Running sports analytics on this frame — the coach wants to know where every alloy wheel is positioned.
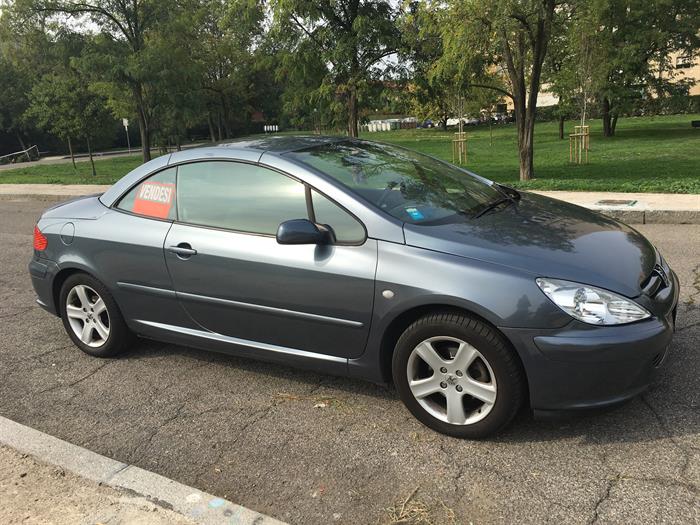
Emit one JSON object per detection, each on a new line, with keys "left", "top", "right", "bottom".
{"left": 406, "top": 336, "right": 497, "bottom": 425}
{"left": 65, "top": 284, "right": 110, "bottom": 348}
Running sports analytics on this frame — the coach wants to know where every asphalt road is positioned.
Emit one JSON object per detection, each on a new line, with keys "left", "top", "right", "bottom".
{"left": 1, "top": 199, "right": 698, "bottom": 524}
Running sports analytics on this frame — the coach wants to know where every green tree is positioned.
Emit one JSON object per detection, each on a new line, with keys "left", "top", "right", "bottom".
{"left": 26, "top": 66, "right": 114, "bottom": 175}
{"left": 275, "top": 41, "right": 328, "bottom": 130}
{"left": 578, "top": 0, "right": 699, "bottom": 136}
{"left": 0, "top": 56, "right": 33, "bottom": 151}
{"left": 441, "top": 0, "right": 560, "bottom": 181}
{"left": 25, "top": 73, "right": 82, "bottom": 166}
{"left": 143, "top": 7, "right": 205, "bottom": 149}
{"left": 400, "top": 1, "right": 453, "bottom": 130}
{"left": 41, "top": 0, "right": 176, "bottom": 161}
{"left": 543, "top": 6, "right": 588, "bottom": 140}
{"left": 0, "top": 2, "right": 52, "bottom": 152}
{"left": 273, "top": 0, "right": 402, "bottom": 137}
{"left": 193, "top": 0, "right": 267, "bottom": 140}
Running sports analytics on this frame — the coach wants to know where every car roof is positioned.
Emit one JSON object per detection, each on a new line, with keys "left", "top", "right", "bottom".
{"left": 210, "top": 134, "right": 347, "bottom": 154}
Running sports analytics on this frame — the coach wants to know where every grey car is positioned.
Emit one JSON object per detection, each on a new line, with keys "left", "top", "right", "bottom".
{"left": 29, "top": 136, "right": 679, "bottom": 438}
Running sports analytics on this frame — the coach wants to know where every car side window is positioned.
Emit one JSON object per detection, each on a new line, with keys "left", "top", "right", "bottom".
{"left": 176, "top": 161, "right": 308, "bottom": 235}
{"left": 311, "top": 190, "right": 365, "bottom": 244}
{"left": 116, "top": 167, "right": 177, "bottom": 220}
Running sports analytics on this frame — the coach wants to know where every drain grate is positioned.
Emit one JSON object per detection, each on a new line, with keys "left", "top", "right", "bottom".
{"left": 595, "top": 199, "right": 638, "bottom": 207}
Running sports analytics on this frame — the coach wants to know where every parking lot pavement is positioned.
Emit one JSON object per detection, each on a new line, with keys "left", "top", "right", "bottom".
{"left": 1, "top": 198, "right": 698, "bottom": 525}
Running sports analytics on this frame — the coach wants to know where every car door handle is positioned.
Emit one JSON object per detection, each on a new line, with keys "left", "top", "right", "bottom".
{"left": 168, "top": 243, "right": 197, "bottom": 258}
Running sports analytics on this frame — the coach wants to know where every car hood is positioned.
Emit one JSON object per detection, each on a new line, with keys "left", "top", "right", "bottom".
{"left": 403, "top": 192, "right": 657, "bottom": 298}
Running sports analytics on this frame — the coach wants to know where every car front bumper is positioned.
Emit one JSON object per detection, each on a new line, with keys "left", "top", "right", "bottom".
{"left": 501, "top": 271, "right": 679, "bottom": 413}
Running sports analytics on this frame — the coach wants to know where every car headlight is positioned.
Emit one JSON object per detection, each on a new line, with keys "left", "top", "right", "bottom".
{"left": 536, "top": 278, "right": 650, "bottom": 325}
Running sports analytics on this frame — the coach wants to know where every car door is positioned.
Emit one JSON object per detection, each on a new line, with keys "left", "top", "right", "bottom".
{"left": 107, "top": 166, "right": 194, "bottom": 330}
{"left": 163, "top": 160, "right": 377, "bottom": 359}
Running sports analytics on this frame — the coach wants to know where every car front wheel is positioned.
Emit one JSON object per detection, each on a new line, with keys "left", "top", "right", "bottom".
{"left": 392, "top": 312, "right": 525, "bottom": 438}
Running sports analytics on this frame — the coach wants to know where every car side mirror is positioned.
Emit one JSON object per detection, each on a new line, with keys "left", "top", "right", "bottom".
{"left": 276, "top": 219, "right": 330, "bottom": 245}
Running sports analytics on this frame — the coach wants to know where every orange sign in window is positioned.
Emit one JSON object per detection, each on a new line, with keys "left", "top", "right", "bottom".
{"left": 132, "top": 181, "right": 175, "bottom": 219}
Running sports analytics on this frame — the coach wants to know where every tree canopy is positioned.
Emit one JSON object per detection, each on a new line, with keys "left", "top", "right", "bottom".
{"left": 0, "top": 0, "right": 697, "bottom": 176}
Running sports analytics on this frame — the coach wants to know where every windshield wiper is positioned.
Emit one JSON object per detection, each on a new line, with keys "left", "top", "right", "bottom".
{"left": 471, "top": 184, "right": 521, "bottom": 219}
{"left": 495, "top": 183, "right": 521, "bottom": 203}
{"left": 472, "top": 197, "right": 514, "bottom": 219}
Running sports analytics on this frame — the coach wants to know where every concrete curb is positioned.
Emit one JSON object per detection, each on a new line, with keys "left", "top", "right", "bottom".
{"left": 0, "top": 193, "right": 98, "bottom": 202}
{"left": 0, "top": 416, "right": 286, "bottom": 525}
{"left": 590, "top": 208, "right": 700, "bottom": 224}
{"left": 0, "top": 193, "right": 93, "bottom": 202}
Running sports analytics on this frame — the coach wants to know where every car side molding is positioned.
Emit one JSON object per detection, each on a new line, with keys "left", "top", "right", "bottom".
{"left": 176, "top": 290, "right": 364, "bottom": 328}
{"left": 117, "top": 282, "right": 364, "bottom": 328}
{"left": 133, "top": 320, "right": 347, "bottom": 364}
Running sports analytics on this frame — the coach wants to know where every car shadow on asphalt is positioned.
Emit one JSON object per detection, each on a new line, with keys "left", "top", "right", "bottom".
{"left": 121, "top": 330, "right": 699, "bottom": 447}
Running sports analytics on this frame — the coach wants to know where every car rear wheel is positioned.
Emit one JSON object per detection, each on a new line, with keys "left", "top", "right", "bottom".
{"left": 59, "top": 273, "right": 132, "bottom": 357}
{"left": 392, "top": 312, "right": 524, "bottom": 438}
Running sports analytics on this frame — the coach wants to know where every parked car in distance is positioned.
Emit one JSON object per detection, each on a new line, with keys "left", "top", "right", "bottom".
{"left": 29, "top": 136, "right": 678, "bottom": 438}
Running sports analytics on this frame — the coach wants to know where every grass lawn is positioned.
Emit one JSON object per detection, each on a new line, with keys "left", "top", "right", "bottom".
{"left": 369, "top": 113, "right": 700, "bottom": 193}
{"left": 0, "top": 155, "right": 143, "bottom": 185}
{"left": 1, "top": 113, "right": 698, "bottom": 193}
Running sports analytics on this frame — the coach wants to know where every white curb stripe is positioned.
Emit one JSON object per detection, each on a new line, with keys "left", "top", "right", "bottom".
{"left": 0, "top": 416, "right": 286, "bottom": 525}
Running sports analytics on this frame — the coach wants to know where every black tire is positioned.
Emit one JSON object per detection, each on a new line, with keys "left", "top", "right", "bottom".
{"left": 392, "top": 312, "right": 525, "bottom": 439}
{"left": 59, "top": 273, "right": 133, "bottom": 358}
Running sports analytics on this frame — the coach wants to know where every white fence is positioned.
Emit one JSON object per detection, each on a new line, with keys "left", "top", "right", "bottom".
{"left": 361, "top": 118, "right": 418, "bottom": 133}
{"left": 0, "top": 145, "right": 40, "bottom": 165}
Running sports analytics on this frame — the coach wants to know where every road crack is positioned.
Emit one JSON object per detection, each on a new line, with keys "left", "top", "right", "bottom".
{"left": 639, "top": 395, "right": 696, "bottom": 483}
{"left": 686, "top": 264, "right": 700, "bottom": 305}
{"left": 131, "top": 402, "right": 188, "bottom": 458}
{"left": 676, "top": 319, "right": 700, "bottom": 333}
{"left": 588, "top": 474, "right": 620, "bottom": 525}
{"left": 36, "top": 360, "right": 112, "bottom": 395}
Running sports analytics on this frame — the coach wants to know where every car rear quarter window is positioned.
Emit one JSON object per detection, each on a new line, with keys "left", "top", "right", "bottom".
{"left": 311, "top": 190, "right": 365, "bottom": 244}
{"left": 116, "top": 167, "right": 177, "bottom": 220}
{"left": 176, "top": 161, "right": 308, "bottom": 235}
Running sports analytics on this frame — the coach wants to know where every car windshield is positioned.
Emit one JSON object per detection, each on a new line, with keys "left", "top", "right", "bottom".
{"left": 287, "top": 140, "right": 503, "bottom": 225}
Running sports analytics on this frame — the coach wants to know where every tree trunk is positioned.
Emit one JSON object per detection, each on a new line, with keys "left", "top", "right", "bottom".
{"left": 518, "top": 112, "right": 535, "bottom": 182}
{"left": 611, "top": 113, "right": 618, "bottom": 135}
{"left": 68, "top": 137, "right": 76, "bottom": 169}
{"left": 176, "top": 135, "right": 182, "bottom": 151}
{"left": 558, "top": 115, "right": 565, "bottom": 139}
{"left": 134, "top": 85, "right": 152, "bottom": 162}
{"left": 207, "top": 113, "right": 216, "bottom": 142}
{"left": 500, "top": 16, "right": 548, "bottom": 181}
{"left": 15, "top": 131, "right": 27, "bottom": 151}
{"left": 86, "top": 136, "right": 96, "bottom": 177}
{"left": 138, "top": 118, "right": 151, "bottom": 162}
{"left": 601, "top": 97, "right": 613, "bottom": 137}
{"left": 219, "top": 95, "right": 232, "bottom": 139}
{"left": 347, "top": 86, "right": 359, "bottom": 138}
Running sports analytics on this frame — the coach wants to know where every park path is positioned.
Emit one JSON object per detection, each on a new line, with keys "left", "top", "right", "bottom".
{"left": 0, "top": 150, "right": 140, "bottom": 171}
{"left": 0, "top": 142, "right": 207, "bottom": 171}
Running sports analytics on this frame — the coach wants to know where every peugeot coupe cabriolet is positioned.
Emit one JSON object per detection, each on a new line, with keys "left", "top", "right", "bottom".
{"left": 29, "top": 137, "right": 678, "bottom": 437}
